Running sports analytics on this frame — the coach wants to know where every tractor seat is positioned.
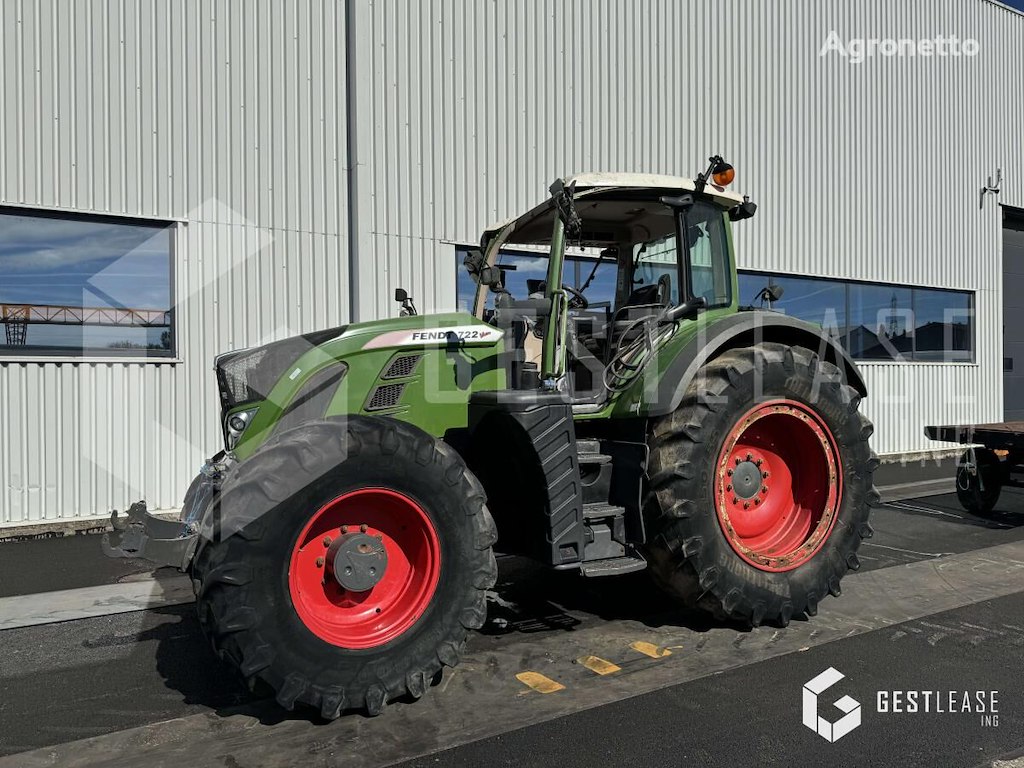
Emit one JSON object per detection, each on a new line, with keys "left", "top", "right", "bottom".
{"left": 606, "top": 279, "right": 671, "bottom": 357}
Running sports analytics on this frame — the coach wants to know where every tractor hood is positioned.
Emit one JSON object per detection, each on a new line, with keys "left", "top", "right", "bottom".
{"left": 215, "top": 313, "right": 502, "bottom": 412}
{"left": 331, "top": 312, "right": 504, "bottom": 352}
{"left": 214, "top": 312, "right": 505, "bottom": 457}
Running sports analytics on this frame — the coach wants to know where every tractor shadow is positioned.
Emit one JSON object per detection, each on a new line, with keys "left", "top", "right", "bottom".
{"left": 145, "top": 555, "right": 783, "bottom": 722}
{"left": 143, "top": 602, "right": 281, "bottom": 721}
{"left": 145, "top": 604, "right": 462, "bottom": 725}
{"left": 479, "top": 553, "right": 758, "bottom": 638}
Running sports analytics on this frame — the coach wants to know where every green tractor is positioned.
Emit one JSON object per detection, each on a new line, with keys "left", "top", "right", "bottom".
{"left": 104, "top": 156, "right": 877, "bottom": 718}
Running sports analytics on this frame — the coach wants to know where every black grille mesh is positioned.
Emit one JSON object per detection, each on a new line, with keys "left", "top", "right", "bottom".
{"left": 382, "top": 354, "right": 422, "bottom": 379}
{"left": 366, "top": 383, "right": 406, "bottom": 411}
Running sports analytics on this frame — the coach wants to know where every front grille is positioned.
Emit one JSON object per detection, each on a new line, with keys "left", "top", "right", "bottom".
{"left": 215, "top": 324, "right": 347, "bottom": 410}
{"left": 382, "top": 353, "right": 422, "bottom": 379}
{"left": 217, "top": 348, "right": 269, "bottom": 406}
{"left": 365, "top": 383, "right": 406, "bottom": 411}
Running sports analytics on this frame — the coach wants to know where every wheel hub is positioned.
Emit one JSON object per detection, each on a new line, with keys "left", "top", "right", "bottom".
{"left": 731, "top": 460, "right": 763, "bottom": 500}
{"left": 328, "top": 532, "right": 388, "bottom": 592}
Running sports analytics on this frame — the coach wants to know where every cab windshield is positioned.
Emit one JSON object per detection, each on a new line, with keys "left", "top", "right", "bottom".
{"left": 470, "top": 190, "right": 734, "bottom": 317}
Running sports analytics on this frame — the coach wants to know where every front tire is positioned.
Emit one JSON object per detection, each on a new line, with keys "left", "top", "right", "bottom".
{"left": 643, "top": 343, "right": 878, "bottom": 626}
{"left": 192, "top": 416, "right": 497, "bottom": 718}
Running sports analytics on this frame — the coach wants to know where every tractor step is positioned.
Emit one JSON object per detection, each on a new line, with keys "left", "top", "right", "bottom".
{"left": 580, "top": 549, "right": 647, "bottom": 577}
{"left": 577, "top": 440, "right": 612, "bottom": 465}
{"left": 581, "top": 501, "right": 627, "bottom": 520}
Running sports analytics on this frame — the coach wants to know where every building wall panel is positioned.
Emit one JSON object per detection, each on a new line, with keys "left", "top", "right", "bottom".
{"left": 0, "top": 0, "right": 350, "bottom": 527}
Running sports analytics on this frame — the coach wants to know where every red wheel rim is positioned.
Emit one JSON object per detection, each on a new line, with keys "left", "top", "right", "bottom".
{"left": 714, "top": 399, "right": 842, "bottom": 572}
{"left": 288, "top": 488, "right": 441, "bottom": 649}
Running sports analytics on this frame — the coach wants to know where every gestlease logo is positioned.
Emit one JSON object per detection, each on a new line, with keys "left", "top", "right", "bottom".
{"left": 803, "top": 668, "right": 862, "bottom": 743}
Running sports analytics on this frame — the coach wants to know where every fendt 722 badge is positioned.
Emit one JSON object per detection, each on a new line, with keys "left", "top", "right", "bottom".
{"left": 104, "top": 156, "right": 878, "bottom": 720}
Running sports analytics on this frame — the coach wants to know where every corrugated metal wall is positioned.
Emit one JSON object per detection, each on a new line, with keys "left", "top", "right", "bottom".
{"left": 348, "top": 0, "right": 1023, "bottom": 456}
{"left": 0, "top": 0, "right": 350, "bottom": 526}
{"left": 0, "top": 0, "right": 1021, "bottom": 526}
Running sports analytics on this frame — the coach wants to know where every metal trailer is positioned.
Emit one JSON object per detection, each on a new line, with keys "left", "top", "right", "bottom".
{"left": 925, "top": 422, "right": 1024, "bottom": 515}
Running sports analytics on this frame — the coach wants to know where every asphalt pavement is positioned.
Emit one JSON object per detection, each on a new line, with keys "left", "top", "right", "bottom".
{"left": 0, "top": 463, "right": 1022, "bottom": 767}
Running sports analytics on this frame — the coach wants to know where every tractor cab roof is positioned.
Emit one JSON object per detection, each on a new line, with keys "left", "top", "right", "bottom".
{"left": 481, "top": 172, "right": 747, "bottom": 247}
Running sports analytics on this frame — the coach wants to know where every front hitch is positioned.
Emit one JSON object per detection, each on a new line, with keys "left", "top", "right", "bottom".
{"left": 101, "top": 500, "right": 200, "bottom": 571}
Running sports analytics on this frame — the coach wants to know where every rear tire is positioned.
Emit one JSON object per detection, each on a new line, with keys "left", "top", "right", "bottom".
{"left": 956, "top": 448, "right": 1004, "bottom": 516}
{"left": 643, "top": 343, "right": 878, "bottom": 626}
{"left": 192, "top": 416, "right": 497, "bottom": 718}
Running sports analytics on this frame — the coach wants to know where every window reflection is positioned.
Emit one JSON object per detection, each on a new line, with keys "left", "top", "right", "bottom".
{"left": 913, "top": 289, "right": 972, "bottom": 362}
{"left": 848, "top": 284, "right": 913, "bottom": 360}
{"left": 772, "top": 276, "right": 846, "bottom": 340}
{"left": 0, "top": 208, "right": 174, "bottom": 356}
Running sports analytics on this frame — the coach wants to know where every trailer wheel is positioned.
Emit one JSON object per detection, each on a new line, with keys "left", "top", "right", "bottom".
{"left": 956, "top": 448, "right": 1003, "bottom": 516}
{"left": 643, "top": 343, "right": 877, "bottom": 626}
{"left": 192, "top": 417, "right": 497, "bottom": 718}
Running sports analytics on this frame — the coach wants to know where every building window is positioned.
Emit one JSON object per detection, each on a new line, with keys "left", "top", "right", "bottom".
{"left": 740, "top": 270, "right": 974, "bottom": 363}
{"left": 454, "top": 252, "right": 975, "bottom": 364}
{"left": 0, "top": 207, "right": 175, "bottom": 357}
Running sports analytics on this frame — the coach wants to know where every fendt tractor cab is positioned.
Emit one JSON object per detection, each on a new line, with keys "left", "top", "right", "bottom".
{"left": 104, "top": 156, "right": 878, "bottom": 719}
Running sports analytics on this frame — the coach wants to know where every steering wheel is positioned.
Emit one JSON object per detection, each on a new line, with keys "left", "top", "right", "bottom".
{"left": 535, "top": 282, "right": 589, "bottom": 310}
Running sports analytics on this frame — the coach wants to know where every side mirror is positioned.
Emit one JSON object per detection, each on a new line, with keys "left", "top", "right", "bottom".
{"left": 663, "top": 296, "right": 708, "bottom": 323}
{"left": 766, "top": 284, "right": 784, "bottom": 302}
{"left": 729, "top": 198, "right": 758, "bottom": 221}
{"left": 462, "top": 249, "right": 485, "bottom": 276}
{"left": 394, "top": 287, "right": 417, "bottom": 316}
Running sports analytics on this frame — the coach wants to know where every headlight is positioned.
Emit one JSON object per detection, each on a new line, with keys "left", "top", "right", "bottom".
{"left": 224, "top": 407, "right": 257, "bottom": 450}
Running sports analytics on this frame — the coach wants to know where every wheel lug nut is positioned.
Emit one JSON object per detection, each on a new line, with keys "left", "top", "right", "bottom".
{"left": 360, "top": 523, "right": 368, "bottom": 533}
{"left": 732, "top": 497, "right": 739, "bottom": 505}
{"left": 743, "top": 502, "right": 750, "bottom": 509}
{"left": 727, "top": 468, "right": 734, "bottom": 476}
{"left": 762, "top": 471, "right": 770, "bottom": 479}
{"left": 341, "top": 525, "right": 349, "bottom": 534}
{"left": 745, "top": 453, "right": 752, "bottom": 461}
{"left": 726, "top": 484, "right": 732, "bottom": 492}
{"left": 322, "top": 536, "right": 332, "bottom": 547}
{"left": 315, "top": 557, "right": 324, "bottom": 567}
{"left": 762, "top": 486, "right": 769, "bottom": 494}
{"left": 755, "top": 458, "right": 763, "bottom": 467}
{"left": 754, "top": 498, "right": 760, "bottom": 505}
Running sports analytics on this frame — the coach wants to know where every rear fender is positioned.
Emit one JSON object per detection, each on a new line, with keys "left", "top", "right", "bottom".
{"left": 645, "top": 312, "right": 867, "bottom": 418}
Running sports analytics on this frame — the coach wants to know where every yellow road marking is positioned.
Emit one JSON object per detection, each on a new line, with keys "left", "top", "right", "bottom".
{"left": 630, "top": 641, "right": 673, "bottom": 659}
{"left": 515, "top": 671, "right": 566, "bottom": 694}
{"left": 577, "top": 655, "right": 621, "bottom": 675}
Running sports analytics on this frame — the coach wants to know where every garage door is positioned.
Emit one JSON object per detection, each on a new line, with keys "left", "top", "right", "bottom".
{"left": 1005, "top": 208, "right": 1024, "bottom": 421}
